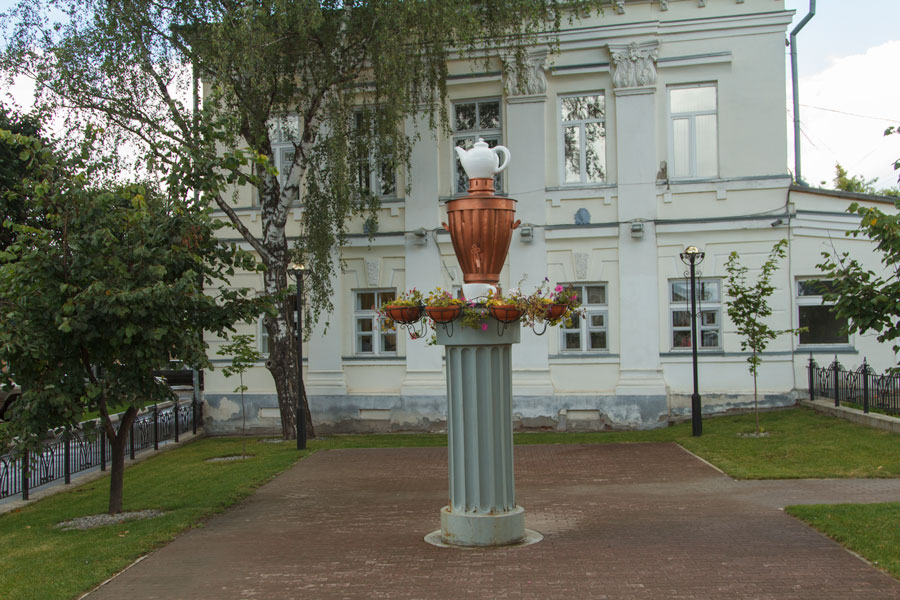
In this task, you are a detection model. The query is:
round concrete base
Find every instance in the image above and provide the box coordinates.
[424,527,543,549]
[433,505,528,547]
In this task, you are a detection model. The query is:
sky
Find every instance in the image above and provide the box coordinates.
[1,1,899,191]
[782,0,900,190]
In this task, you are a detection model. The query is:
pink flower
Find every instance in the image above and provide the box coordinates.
[481,323,488,331]
[555,285,563,292]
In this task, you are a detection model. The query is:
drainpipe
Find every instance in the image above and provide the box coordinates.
[790,0,816,186]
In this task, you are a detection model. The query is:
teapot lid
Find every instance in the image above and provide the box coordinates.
[473,137,489,148]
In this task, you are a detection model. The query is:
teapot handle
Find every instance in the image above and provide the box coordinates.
[493,145,511,174]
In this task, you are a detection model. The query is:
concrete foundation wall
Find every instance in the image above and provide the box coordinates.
[203,391,798,435]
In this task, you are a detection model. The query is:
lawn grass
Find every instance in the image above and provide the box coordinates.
[0,437,304,600]
[1,406,898,599]
[786,502,900,580]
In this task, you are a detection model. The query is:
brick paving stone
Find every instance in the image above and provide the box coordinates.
[86,443,900,599]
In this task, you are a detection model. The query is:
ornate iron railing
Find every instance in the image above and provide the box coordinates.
[0,399,200,501]
[807,355,900,416]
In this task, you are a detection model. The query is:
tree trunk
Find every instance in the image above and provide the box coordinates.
[262,261,316,440]
[106,407,138,514]
[753,350,760,435]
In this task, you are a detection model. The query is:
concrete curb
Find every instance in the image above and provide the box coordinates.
[801,398,900,434]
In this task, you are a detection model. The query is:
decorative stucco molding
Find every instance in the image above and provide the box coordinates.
[503,49,549,97]
[365,259,379,287]
[659,0,668,11]
[609,41,659,89]
[574,252,590,281]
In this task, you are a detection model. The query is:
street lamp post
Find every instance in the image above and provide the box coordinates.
[679,246,705,437]
[289,263,307,450]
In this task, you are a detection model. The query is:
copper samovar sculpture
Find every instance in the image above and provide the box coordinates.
[442,138,519,298]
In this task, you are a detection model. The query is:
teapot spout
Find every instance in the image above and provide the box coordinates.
[454,145,467,163]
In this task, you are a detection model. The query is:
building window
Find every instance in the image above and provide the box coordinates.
[354,112,397,198]
[355,289,397,355]
[267,115,300,204]
[560,93,606,184]
[670,278,721,350]
[796,280,849,345]
[453,99,503,193]
[559,284,608,352]
[669,84,718,179]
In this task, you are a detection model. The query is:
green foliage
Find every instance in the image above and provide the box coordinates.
[218,334,261,394]
[817,201,900,362]
[827,162,900,198]
[0,130,263,509]
[0,103,43,251]
[725,240,799,433]
[725,240,791,378]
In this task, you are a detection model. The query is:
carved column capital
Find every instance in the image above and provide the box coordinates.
[503,48,549,98]
[608,41,660,89]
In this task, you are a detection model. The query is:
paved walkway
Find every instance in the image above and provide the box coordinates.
[87,443,900,599]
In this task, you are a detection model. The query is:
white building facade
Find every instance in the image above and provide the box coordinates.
[204,0,898,434]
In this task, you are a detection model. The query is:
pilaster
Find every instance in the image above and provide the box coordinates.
[610,41,667,397]
[401,115,445,395]
[504,51,552,395]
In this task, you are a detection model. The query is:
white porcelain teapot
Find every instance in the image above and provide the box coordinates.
[454,138,511,180]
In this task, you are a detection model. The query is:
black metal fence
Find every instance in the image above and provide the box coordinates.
[807,355,900,416]
[0,400,200,502]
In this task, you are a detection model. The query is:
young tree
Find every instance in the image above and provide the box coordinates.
[818,201,900,364]
[0,130,262,513]
[724,239,797,435]
[217,333,261,458]
[1,0,608,439]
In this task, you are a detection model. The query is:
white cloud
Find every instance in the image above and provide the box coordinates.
[789,40,900,190]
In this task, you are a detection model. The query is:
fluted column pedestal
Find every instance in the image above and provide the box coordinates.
[425,324,540,547]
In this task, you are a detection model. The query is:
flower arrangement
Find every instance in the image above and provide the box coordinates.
[379,279,583,336]
[424,288,465,324]
[379,288,424,325]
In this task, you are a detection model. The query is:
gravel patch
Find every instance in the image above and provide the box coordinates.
[56,510,166,531]
[205,455,254,462]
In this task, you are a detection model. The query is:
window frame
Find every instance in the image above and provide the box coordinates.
[558,283,609,353]
[452,98,504,194]
[668,278,722,351]
[354,111,397,199]
[558,92,607,186]
[795,279,850,347]
[667,83,719,180]
[353,289,398,356]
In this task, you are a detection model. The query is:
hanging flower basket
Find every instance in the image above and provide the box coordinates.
[383,305,424,324]
[425,305,462,323]
[489,304,524,324]
[545,304,568,321]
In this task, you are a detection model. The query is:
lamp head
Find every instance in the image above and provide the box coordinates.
[679,246,705,265]
[288,262,307,274]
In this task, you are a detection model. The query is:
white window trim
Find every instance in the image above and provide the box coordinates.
[667,83,719,180]
[353,289,398,356]
[559,283,609,353]
[354,111,397,199]
[558,92,607,186]
[795,278,851,347]
[669,278,722,351]
[451,98,504,194]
